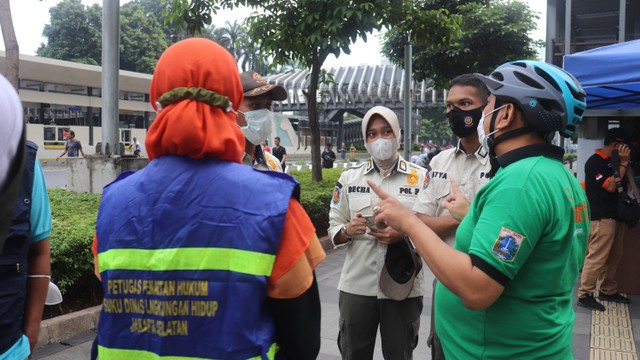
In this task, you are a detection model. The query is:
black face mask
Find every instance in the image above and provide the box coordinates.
[447,105,483,138]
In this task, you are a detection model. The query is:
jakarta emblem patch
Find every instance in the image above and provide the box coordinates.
[491,227,525,262]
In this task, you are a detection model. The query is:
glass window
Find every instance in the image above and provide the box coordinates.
[43,127,56,141]
[121,129,131,142]
[57,127,70,141]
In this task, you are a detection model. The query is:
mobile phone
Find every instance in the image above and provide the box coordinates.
[364,215,378,230]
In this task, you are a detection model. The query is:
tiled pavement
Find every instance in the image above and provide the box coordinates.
[316,247,640,360]
[33,246,640,359]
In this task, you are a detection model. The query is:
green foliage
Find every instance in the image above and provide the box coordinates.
[48,189,101,294]
[37,0,102,65]
[166,0,393,181]
[564,153,576,163]
[419,108,453,144]
[289,168,343,236]
[382,0,542,88]
[119,2,169,74]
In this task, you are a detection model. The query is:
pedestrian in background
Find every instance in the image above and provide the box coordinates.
[339,142,347,160]
[262,140,271,153]
[322,143,337,168]
[92,38,325,360]
[130,136,142,157]
[369,61,589,358]
[329,106,428,359]
[577,128,633,311]
[56,130,84,160]
[272,136,287,171]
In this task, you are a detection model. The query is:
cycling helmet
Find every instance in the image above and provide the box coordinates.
[475,60,587,138]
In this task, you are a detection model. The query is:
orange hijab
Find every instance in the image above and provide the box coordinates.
[146,38,244,162]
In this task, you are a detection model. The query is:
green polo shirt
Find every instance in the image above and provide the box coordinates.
[435,144,589,359]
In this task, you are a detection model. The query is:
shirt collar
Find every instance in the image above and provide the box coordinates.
[363,155,410,175]
[455,140,490,165]
[595,148,609,159]
[497,143,564,168]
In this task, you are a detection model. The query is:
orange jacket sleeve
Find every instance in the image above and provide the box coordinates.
[268,199,326,299]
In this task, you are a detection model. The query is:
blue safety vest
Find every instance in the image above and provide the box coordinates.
[0,141,37,353]
[96,156,298,359]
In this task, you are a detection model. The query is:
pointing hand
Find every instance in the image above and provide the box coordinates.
[442,178,470,222]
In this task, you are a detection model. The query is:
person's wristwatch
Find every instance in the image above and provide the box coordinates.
[340,226,353,241]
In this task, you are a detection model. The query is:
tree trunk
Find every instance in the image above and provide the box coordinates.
[0,0,19,89]
[308,53,322,182]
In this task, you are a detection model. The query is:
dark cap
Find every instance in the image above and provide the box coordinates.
[240,71,287,101]
[379,237,422,300]
[604,128,631,146]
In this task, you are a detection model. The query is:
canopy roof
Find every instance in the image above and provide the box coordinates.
[564,39,640,110]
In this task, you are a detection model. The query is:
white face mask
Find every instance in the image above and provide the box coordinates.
[365,138,398,161]
[240,109,273,145]
[477,105,507,153]
[46,281,63,305]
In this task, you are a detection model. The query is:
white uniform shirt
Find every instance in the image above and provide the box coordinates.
[329,156,428,298]
[412,142,491,245]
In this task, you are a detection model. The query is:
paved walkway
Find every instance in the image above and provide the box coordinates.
[32,247,639,359]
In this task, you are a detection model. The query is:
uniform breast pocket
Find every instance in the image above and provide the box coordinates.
[431,179,452,201]
[397,194,419,209]
[349,196,373,216]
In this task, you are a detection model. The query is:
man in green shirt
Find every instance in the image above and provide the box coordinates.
[368,60,589,358]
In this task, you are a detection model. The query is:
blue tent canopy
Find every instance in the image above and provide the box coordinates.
[564,39,640,110]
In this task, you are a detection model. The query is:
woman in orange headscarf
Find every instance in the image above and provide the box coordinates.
[92,38,324,360]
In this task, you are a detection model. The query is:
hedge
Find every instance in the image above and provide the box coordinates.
[48,168,344,297]
[49,189,101,294]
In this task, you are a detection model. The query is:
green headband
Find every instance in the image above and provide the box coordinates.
[155,87,233,112]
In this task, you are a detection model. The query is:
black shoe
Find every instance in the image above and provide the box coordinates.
[578,295,605,311]
[598,292,631,304]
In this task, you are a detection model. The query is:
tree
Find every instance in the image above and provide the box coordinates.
[37,0,171,74]
[382,0,542,88]
[0,0,18,89]
[37,0,102,65]
[120,2,169,73]
[418,108,453,145]
[167,0,394,181]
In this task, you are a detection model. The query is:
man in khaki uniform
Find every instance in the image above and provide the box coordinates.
[414,74,492,243]
[412,74,491,359]
[329,106,428,359]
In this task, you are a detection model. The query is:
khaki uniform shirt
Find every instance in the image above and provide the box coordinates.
[329,156,428,298]
[412,142,491,245]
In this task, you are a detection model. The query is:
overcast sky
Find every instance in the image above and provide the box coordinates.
[0,0,546,67]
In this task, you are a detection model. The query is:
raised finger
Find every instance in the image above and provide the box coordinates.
[367,179,391,200]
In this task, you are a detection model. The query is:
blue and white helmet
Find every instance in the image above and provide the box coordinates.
[475,60,587,138]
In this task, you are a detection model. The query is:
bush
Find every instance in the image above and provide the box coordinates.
[289,168,342,237]
[564,154,576,163]
[48,189,101,295]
